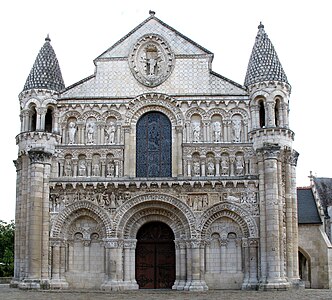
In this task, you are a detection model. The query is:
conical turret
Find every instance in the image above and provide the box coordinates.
[244,23,288,87]
[23,35,65,92]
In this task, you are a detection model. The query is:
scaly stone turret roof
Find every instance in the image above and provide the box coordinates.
[23,35,65,92]
[244,23,288,87]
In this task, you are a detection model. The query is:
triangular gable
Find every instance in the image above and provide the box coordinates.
[96,15,213,60]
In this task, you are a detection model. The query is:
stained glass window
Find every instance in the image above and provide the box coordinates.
[136,112,172,177]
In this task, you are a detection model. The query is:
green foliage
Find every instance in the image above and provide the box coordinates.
[0,220,15,277]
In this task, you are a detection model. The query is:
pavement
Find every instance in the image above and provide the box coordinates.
[1,285,332,300]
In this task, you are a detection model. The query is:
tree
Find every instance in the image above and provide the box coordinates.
[0,220,14,277]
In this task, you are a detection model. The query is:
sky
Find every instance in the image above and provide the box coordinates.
[0,0,331,222]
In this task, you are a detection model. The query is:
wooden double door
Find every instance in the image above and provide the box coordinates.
[135,222,175,289]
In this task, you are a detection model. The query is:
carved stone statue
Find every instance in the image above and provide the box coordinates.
[193,161,200,176]
[141,46,161,76]
[105,123,116,144]
[86,122,95,144]
[207,160,215,176]
[78,160,87,176]
[221,157,229,176]
[68,122,76,144]
[92,162,100,176]
[192,122,200,142]
[235,156,244,176]
[64,159,72,177]
[213,121,222,142]
[232,119,242,142]
[106,161,115,177]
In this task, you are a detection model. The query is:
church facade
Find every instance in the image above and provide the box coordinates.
[13,12,301,291]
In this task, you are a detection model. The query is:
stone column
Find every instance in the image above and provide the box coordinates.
[200,157,206,177]
[116,241,124,283]
[83,240,90,272]
[188,240,205,291]
[175,125,183,176]
[53,111,60,134]
[123,125,131,177]
[115,160,119,177]
[288,150,300,283]
[21,110,30,132]
[266,101,275,127]
[36,108,47,131]
[177,240,186,290]
[199,241,208,290]
[72,159,78,177]
[215,158,220,176]
[50,240,68,289]
[242,238,250,288]
[41,161,51,281]
[116,123,121,144]
[187,158,192,177]
[236,239,242,272]
[12,158,23,285]
[229,155,235,176]
[123,240,138,290]
[52,242,61,280]
[248,238,258,289]
[172,240,180,290]
[258,144,289,289]
[101,239,120,291]
[18,150,51,289]
[250,105,259,130]
[184,241,192,290]
[77,122,84,144]
[256,152,266,282]
[220,239,227,271]
[185,122,191,143]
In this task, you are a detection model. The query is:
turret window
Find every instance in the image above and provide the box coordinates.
[275,99,280,127]
[45,108,53,133]
[259,101,265,128]
[30,106,37,131]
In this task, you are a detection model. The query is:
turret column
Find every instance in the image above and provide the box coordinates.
[258,144,289,290]
[18,149,51,289]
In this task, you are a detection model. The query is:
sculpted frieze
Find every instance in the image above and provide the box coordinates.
[49,188,131,213]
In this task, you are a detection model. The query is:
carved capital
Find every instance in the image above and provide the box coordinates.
[287,150,299,166]
[258,143,281,160]
[175,125,183,133]
[28,149,52,164]
[103,238,119,249]
[123,239,137,249]
[13,157,22,171]
[36,107,47,115]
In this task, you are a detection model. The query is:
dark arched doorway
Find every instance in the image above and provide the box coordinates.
[136,112,172,177]
[299,250,311,288]
[135,222,175,289]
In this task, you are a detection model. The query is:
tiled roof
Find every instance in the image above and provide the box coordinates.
[23,35,65,92]
[313,177,332,215]
[297,188,322,224]
[244,23,288,86]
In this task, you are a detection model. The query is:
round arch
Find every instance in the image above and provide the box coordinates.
[198,202,259,239]
[113,193,197,239]
[51,200,112,239]
[185,107,207,120]
[126,93,183,126]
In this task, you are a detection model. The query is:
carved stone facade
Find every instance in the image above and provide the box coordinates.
[13,12,301,291]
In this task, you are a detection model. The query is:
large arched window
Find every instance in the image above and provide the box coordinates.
[136,112,172,177]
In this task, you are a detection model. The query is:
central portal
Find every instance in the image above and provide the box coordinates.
[135,222,175,289]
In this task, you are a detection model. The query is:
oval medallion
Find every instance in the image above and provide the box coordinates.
[129,34,174,87]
